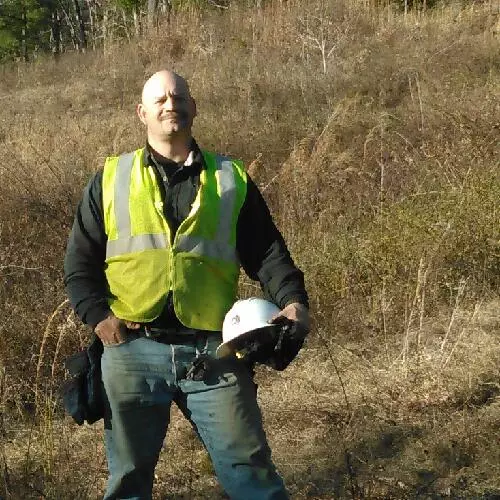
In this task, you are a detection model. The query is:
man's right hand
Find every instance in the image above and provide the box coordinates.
[94,314,140,346]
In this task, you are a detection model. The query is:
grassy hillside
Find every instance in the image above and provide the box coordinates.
[0,0,499,498]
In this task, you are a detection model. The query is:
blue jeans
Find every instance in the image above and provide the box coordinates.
[101,334,288,500]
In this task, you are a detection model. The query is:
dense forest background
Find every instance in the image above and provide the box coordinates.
[0,0,446,62]
[0,0,175,61]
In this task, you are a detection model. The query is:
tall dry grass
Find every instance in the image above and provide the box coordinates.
[0,0,499,497]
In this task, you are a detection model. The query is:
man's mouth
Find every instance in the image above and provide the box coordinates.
[162,112,184,121]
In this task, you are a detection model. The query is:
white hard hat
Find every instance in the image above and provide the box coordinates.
[216,297,281,359]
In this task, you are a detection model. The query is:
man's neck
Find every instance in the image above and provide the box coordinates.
[148,136,192,163]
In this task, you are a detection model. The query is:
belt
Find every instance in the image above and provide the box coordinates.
[125,326,217,344]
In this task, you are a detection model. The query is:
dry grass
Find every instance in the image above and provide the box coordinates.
[0,0,499,497]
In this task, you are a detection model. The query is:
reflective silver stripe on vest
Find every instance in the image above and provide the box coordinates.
[174,158,238,263]
[106,152,239,263]
[175,235,237,263]
[107,233,168,258]
[114,152,135,237]
[216,160,237,253]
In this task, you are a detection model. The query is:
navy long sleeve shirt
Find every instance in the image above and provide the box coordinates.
[64,141,308,328]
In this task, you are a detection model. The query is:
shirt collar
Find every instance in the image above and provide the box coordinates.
[146,139,203,170]
[184,149,195,167]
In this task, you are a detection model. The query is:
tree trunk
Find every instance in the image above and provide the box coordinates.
[133,8,140,37]
[102,6,109,52]
[159,0,172,14]
[50,9,62,59]
[85,0,95,50]
[72,0,87,52]
[21,5,28,62]
[61,5,79,51]
[147,0,158,28]
[159,0,172,24]
[121,9,132,41]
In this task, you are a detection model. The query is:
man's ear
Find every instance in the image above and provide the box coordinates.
[136,103,146,125]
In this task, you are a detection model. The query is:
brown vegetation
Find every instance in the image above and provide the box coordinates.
[0,0,499,498]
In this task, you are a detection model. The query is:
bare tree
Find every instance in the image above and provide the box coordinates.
[20,3,28,62]
[132,6,140,36]
[158,0,171,24]
[72,0,87,51]
[147,0,157,28]
[297,8,351,75]
[84,0,98,49]
[50,8,63,58]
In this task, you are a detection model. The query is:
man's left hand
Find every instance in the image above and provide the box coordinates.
[270,302,310,339]
[263,302,310,371]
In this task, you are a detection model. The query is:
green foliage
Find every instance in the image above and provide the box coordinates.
[0,0,50,61]
[0,28,17,60]
[114,0,144,13]
[356,175,500,292]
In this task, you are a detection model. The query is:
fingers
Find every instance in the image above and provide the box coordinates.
[102,337,126,347]
[96,317,141,346]
[101,336,126,347]
[269,304,299,323]
[270,303,310,330]
[269,314,291,325]
[124,321,141,329]
[94,314,127,346]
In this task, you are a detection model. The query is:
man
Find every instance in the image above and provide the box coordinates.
[64,70,309,500]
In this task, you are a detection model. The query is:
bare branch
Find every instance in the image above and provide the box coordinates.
[0,265,43,272]
[207,0,229,9]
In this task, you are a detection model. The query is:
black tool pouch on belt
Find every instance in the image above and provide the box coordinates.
[61,334,104,425]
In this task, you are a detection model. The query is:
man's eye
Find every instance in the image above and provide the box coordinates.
[155,96,185,104]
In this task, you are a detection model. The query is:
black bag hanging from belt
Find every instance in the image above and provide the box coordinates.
[61,334,104,425]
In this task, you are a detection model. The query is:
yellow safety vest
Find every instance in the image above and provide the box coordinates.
[101,148,247,330]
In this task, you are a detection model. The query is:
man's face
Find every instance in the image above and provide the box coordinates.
[137,72,196,140]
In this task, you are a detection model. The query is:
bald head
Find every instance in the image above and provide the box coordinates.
[137,70,196,148]
[141,70,192,106]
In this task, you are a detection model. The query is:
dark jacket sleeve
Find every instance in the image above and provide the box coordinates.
[237,177,309,309]
[63,171,111,327]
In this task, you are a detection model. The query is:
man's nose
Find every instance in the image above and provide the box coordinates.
[163,95,176,111]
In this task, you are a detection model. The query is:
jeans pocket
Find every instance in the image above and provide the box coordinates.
[181,355,248,393]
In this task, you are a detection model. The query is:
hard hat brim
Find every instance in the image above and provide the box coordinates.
[216,324,281,359]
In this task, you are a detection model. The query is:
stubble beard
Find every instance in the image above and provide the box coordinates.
[152,119,191,143]
[162,114,189,134]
